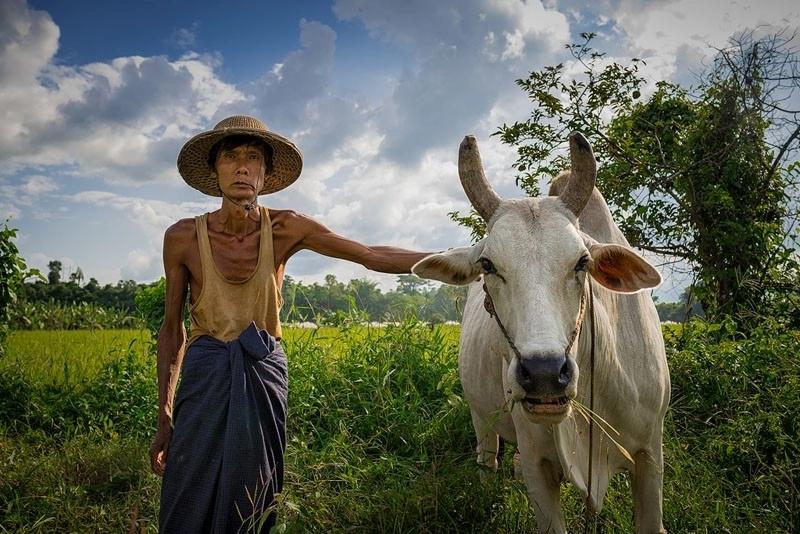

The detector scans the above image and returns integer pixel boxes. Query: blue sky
[2,0,798,301]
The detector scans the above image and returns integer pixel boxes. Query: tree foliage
[47,260,62,285]
[280,274,467,325]
[0,222,42,354]
[462,31,800,324]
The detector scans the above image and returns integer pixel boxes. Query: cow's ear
[587,243,661,293]
[413,243,484,286]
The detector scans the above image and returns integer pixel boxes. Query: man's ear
[587,243,661,293]
[412,241,484,286]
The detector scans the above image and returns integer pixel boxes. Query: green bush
[135,277,166,341]
[0,222,41,355]
[664,317,800,530]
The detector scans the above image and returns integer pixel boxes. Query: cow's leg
[518,445,565,533]
[632,447,666,533]
[470,409,500,470]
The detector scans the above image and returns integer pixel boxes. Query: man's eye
[479,257,496,274]
[575,255,589,272]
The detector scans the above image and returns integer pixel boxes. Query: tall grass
[10,300,141,330]
[1,329,150,386]
[0,319,798,532]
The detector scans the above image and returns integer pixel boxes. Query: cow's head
[413,133,661,424]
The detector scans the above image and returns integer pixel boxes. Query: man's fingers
[149,436,169,476]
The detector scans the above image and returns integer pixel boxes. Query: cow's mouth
[522,396,570,415]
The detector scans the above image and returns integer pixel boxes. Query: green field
[1,321,798,532]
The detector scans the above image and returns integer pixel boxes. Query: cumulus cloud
[333,0,569,163]
[68,190,218,282]
[0,174,60,220]
[612,0,800,83]
[0,1,244,186]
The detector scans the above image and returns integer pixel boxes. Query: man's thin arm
[292,214,432,273]
[156,227,189,427]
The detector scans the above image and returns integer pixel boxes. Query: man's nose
[235,158,250,174]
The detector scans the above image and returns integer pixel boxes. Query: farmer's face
[215,143,266,200]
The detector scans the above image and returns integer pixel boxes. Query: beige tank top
[187,206,283,346]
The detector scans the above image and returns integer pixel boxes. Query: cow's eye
[574,254,590,272]
[479,257,496,274]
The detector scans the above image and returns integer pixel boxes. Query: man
[150,115,430,532]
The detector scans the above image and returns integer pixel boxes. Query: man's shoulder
[269,208,318,228]
[268,207,303,221]
[164,217,198,245]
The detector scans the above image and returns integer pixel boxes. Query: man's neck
[217,197,261,238]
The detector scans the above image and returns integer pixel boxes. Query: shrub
[664,317,800,530]
[135,278,166,341]
[0,222,41,355]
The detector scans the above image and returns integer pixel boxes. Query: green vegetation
[1,320,798,532]
[0,222,41,356]
[22,277,145,314]
[454,32,800,326]
[9,300,141,331]
[281,274,466,324]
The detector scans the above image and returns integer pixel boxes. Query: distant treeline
[281,274,467,324]
[21,278,145,312]
[19,263,696,326]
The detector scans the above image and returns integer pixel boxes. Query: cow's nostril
[558,360,572,386]
[519,364,531,380]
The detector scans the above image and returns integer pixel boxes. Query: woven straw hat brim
[177,127,303,197]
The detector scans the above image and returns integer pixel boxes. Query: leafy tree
[453,32,799,323]
[396,274,430,294]
[47,260,62,285]
[0,222,42,354]
[69,267,84,285]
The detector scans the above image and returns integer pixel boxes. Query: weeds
[0,318,798,532]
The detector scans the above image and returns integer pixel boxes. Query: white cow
[413,134,670,533]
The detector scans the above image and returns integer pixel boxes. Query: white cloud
[170,23,199,50]
[121,248,160,280]
[21,175,58,195]
[0,1,244,186]
[613,0,800,83]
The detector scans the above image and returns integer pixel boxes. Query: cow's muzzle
[515,354,577,418]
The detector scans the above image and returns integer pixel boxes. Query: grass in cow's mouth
[571,399,633,463]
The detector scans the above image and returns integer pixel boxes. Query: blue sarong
[159,323,288,533]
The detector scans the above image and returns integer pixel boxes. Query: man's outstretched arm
[150,223,190,476]
[290,212,433,273]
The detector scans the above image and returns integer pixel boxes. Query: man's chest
[185,230,263,283]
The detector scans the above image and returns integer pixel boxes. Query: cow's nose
[516,354,574,397]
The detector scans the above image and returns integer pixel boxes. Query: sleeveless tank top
[187,206,283,346]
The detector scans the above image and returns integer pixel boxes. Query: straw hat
[177,115,303,196]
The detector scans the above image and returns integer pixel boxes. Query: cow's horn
[559,132,597,217]
[459,136,501,221]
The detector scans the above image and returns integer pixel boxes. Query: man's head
[209,136,275,205]
[177,116,302,197]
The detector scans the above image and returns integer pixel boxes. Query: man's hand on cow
[150,424,173,476]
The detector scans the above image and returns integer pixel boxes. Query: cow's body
[413,135,670,533]
[460,187,669,532]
